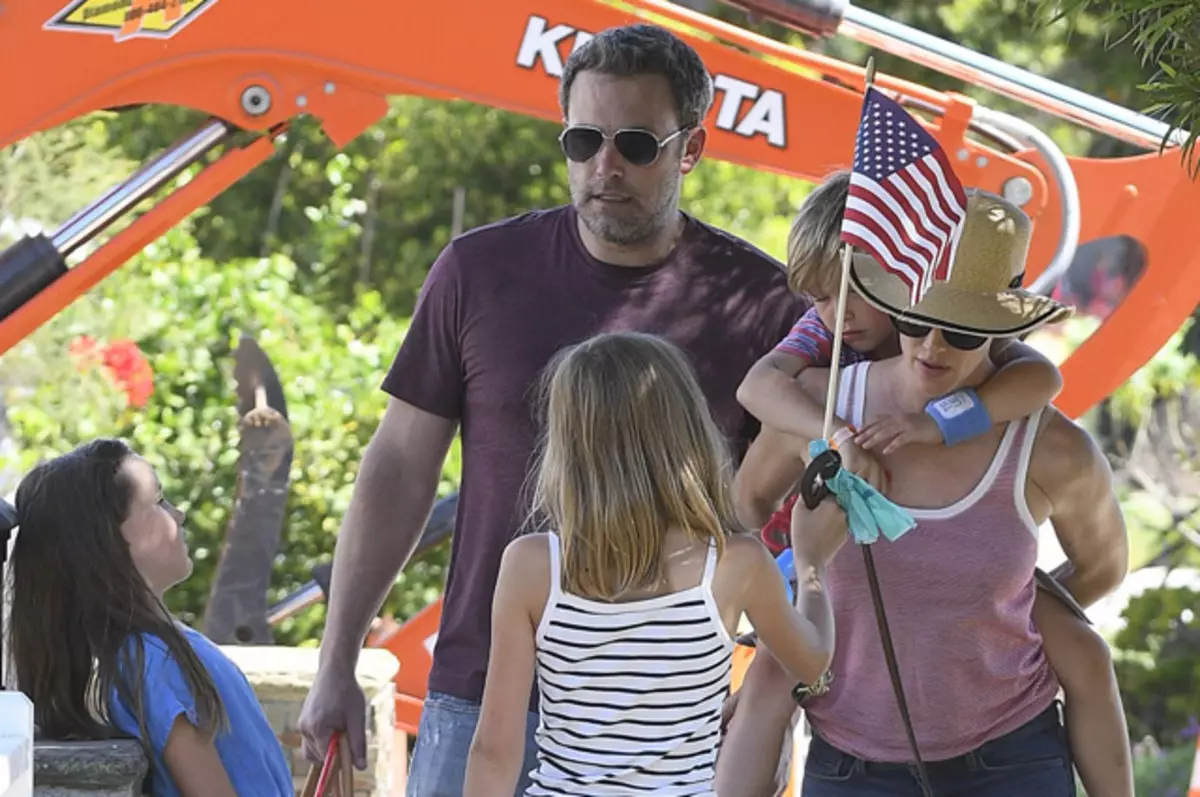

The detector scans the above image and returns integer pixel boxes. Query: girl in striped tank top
[463,331,851,797]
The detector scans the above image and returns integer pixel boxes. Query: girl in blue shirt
[7,438,293,796]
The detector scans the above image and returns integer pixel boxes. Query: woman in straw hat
[726,190,1134,797]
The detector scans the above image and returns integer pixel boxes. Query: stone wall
[222,646,400,797]
[29,646,401,797]
[34,739,147,797]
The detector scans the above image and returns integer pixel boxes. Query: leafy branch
[1033,0,1199,177]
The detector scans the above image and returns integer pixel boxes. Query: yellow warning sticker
[44,0,217,42]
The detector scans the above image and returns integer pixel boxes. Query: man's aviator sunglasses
[891,317,989,351]
[559,125,690,167]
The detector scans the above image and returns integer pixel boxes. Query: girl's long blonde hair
[530,331,742,601]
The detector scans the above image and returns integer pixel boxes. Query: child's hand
[837,439,889,494]
[855,412,943,455]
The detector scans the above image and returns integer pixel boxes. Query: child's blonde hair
[531,331,740,601]
[787,170,851,297]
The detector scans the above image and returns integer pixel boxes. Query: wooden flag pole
[821,56,877,441]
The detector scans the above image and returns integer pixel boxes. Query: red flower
[67,335,155,408]
[68,335,100,366]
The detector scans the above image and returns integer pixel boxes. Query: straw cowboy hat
[848,189,1073,336]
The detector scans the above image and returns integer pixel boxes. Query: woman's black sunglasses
[891,317,989,351]
[558,125,690,167]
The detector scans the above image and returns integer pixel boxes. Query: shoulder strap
[1010,407,1046,535]
[835,362,871,429]
[1015,407,1045,477]
[545,532,563,603]
[835,362,856,423]
[699,542,718,589]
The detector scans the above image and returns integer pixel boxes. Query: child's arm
[162,717,239,797]
[737,351,830,442]
[1031,589,1134,797]
[738,310,887,492]
[121,639,239,796]
[737,498,848,685]
[856,339,1063,455]
[982,338,1064,422]
[738,307,849,441]
[464,539,539,797]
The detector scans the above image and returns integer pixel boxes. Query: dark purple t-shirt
[381,204,808,704]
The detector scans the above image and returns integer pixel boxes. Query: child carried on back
[463,330,852,797]
[730,170,1134,797]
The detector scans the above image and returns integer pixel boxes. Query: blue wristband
[925,388,992,446]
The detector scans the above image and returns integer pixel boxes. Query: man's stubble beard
[572,175,682,249]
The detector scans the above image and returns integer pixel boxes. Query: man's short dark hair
[559,24,715,130]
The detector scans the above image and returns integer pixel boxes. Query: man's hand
[855,412,942,456]
[297,666,368,770]
[297,398,457,770]
[837,438,889,493]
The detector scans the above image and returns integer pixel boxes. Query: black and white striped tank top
[528,533,735,796]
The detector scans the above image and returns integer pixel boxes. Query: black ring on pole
[800,448,842,510]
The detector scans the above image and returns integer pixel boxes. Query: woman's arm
[1030,412,1129,607]
[464,538,540,797]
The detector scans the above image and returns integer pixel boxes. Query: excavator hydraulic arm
[0,0,1199,420]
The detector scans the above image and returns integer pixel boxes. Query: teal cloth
[809,439,916,544]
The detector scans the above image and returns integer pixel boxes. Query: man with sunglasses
[298,22,808,797]
[727,190,1133,797]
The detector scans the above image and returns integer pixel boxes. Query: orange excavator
[2,0,1199,779]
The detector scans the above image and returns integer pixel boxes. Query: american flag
[840,87,968,306]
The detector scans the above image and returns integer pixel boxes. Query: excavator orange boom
[2,0,1199,781]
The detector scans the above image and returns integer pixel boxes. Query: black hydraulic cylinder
[0,233,67,322]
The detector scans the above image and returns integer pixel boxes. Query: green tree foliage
[1129,741,1197,797]
[1032,0,1200,175]
[97,98,805,317]
[0,225,458,645]
[1112,585,1200,742]
[102,100,576,316]
[0,116,137,235]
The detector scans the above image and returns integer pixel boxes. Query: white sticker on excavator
[517,15,787,149]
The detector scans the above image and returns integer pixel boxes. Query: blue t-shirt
[109,625,293,797]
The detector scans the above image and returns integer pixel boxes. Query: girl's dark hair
[5,438,225,749]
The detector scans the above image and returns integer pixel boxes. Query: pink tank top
[804,362,1060,762]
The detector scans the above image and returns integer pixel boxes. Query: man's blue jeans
[406,691,540,797]
[801,702,1076,797]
